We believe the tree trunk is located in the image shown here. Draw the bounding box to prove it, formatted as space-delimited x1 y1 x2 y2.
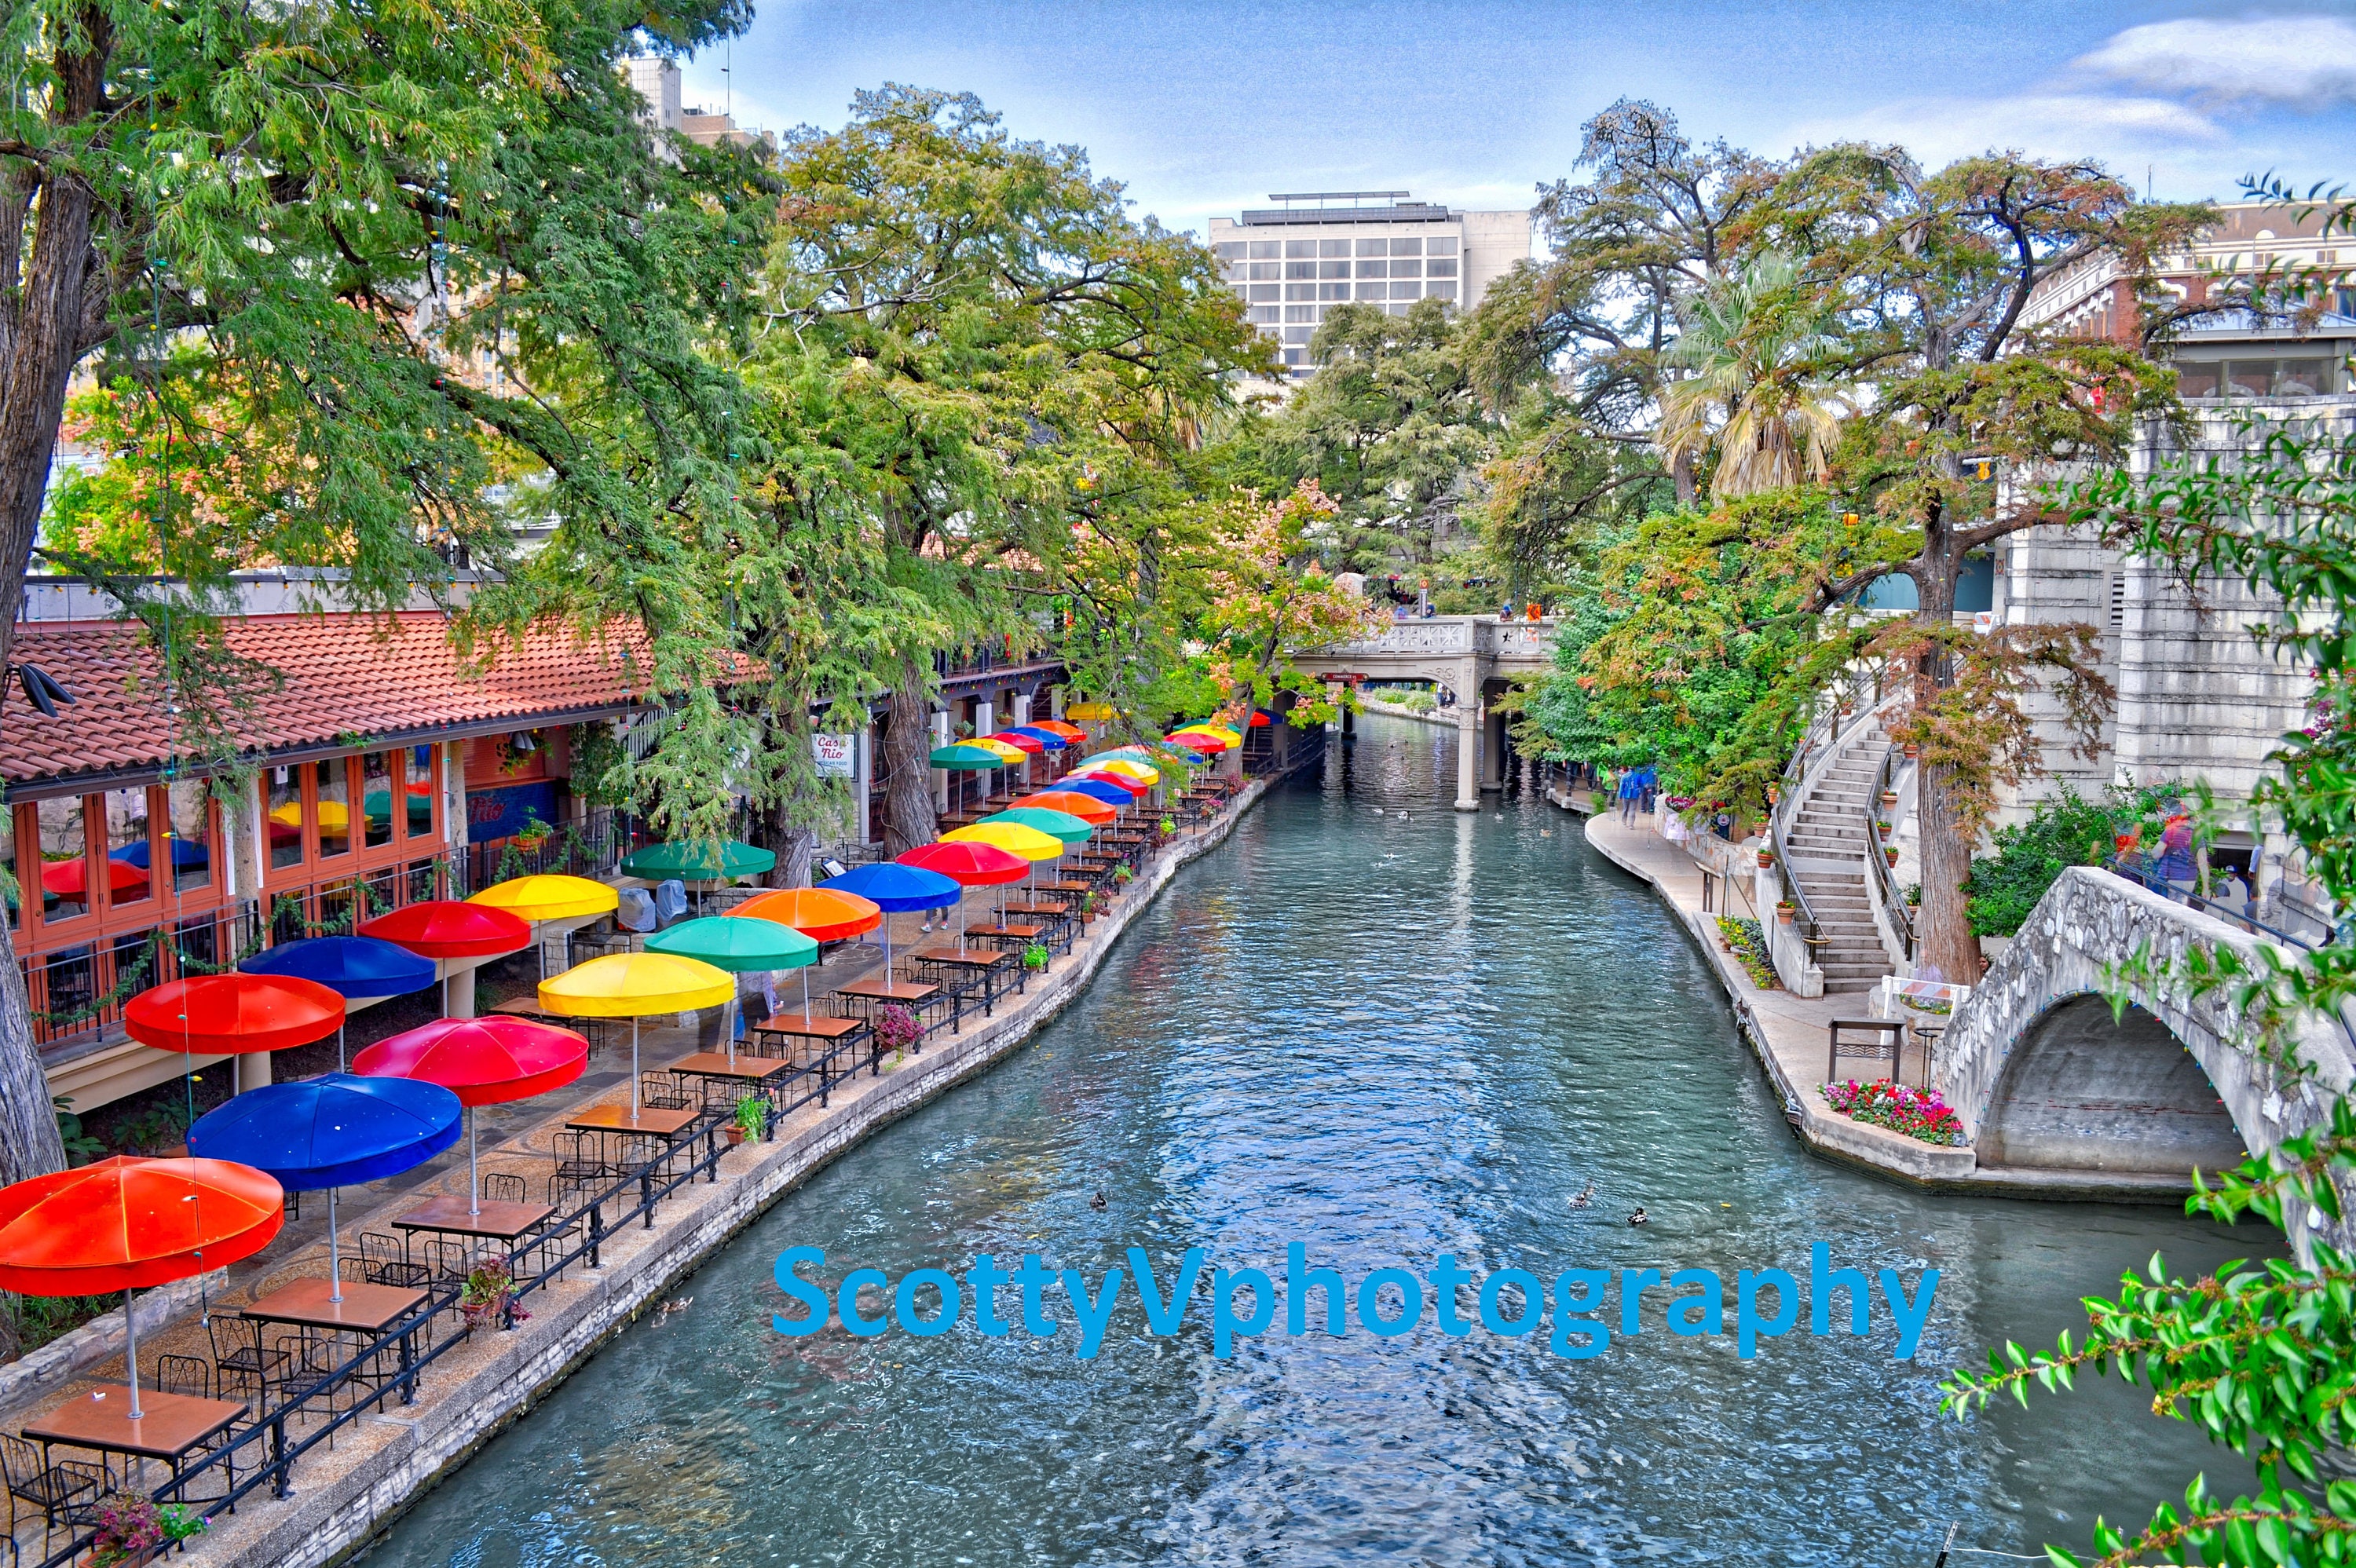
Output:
0 13 115 1187
771 810 818 889
0 919 69 1185
881 655 938 855
1914 758 1985 985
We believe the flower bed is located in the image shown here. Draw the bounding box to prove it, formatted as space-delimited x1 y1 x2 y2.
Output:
1715 918 1777 989
1820 1079 1966 1146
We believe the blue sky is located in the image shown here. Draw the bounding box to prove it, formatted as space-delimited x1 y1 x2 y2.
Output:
679 2 2356 247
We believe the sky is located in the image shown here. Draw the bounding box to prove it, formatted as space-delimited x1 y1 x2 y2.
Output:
675 2 2356 247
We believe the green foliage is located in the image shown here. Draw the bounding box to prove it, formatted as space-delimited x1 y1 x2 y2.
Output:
1964 783 2184 936
1715 917 1776 989
52 1098 104 1165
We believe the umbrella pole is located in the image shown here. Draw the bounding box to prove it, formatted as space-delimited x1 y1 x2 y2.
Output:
726 995 737 1068
631 1018 642 1116
328 1188 343 1303
801 966 810 1021
468 1106 481 1217
124 1288 144 1420
337 1022 346 1074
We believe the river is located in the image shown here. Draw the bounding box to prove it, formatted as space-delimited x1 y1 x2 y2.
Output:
364 714 2265 1567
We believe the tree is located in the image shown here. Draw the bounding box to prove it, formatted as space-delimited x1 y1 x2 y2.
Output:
1654 251 1846 500
1195 481 1383 736
747 86 1268 853
0 0 753 1186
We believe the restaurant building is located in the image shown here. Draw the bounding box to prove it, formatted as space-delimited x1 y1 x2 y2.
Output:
0 601 686 1114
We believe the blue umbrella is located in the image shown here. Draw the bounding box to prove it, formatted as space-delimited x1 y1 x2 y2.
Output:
817 863 962 981
997 725 1071 751
1056 778 1136 809
187 1073 462 1302
241 937 440 1069
109 838 212 870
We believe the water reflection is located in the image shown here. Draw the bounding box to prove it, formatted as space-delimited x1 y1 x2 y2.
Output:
368 715 2270 1568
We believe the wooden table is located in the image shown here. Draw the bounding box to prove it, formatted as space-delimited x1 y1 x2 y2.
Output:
243 1278 426 1336
832 976 941 1021
565 1106 698 1139
24 1385 247 1468
966 921 1044 949
391 1194 557 1243
909 945 1019 1025
671 1051 792 1084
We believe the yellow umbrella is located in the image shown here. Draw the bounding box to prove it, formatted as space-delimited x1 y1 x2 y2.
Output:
1064 700 1117 721
270 801 351 830
540 952 734 1115
1085 758 1160 785
942 822 1063 861
469 875 619 922
1174 723 1243 747
968 736 1029 765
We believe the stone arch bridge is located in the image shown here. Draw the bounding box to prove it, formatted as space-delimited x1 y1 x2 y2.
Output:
1938 866 2354 1229
1293 616 1558 810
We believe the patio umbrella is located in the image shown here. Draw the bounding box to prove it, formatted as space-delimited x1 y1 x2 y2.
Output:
1249 711 1275 729
470 875 620 979
898 840 1030 940
1064 701 1117 721
998 726 1071 751
982 806 1092 846
187 1073 461 1302
620 840 777 881
355 1017 591 1214
1173 723 1243 747
982 729 1044 755
1084 758 1161 785
645 916 818 1062
239 936 438 1069
1049 778 1137 810
1066 769 1149 796
731 887 883 943
930 743 1004 769
41 857 152 899
124 973 345 1057
539 953 734 1115
469 875 618 922
1017 791 1118 826
108 836 211 871
1165 732 1227 753
358 901 532 959
817 863 963 980
0 1157 284 1420
1030 719 1088 741
968 737 1029 766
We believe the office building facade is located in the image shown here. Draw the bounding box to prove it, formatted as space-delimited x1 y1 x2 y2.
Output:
1209 192 1531 369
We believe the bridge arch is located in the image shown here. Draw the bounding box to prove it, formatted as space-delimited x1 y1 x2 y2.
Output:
1941 868 2356 1179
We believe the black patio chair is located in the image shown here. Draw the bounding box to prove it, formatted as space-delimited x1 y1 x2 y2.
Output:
207 1313 291 1406
0 1433 103 1552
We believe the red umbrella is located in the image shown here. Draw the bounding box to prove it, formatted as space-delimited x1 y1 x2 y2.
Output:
358 900 532 959
354 1017 590 1214
1165 732 1225 752
0 1156 284 1420
984 729 1044 754
1069 769 1149 795
898 840 1033 940
1248 711 1273 728
41 858 150 898
124 974 344 1055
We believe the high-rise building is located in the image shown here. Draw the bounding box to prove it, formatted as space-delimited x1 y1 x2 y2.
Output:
1208 192 1532 370
618 55 762 148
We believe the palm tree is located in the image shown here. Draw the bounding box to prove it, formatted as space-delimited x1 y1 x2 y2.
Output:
1655 254 1846 501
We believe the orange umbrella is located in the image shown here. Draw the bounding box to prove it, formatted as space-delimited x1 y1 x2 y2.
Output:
1019 791 1117 825
732 887 883 942
1030 719 1088 741
0 1156 284 1419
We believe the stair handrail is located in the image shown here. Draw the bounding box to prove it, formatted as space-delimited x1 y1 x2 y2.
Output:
1769 660 1890 948
1865 740 1918 965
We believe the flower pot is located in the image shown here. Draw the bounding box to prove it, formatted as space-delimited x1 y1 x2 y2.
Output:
1879 790 1898 808
1903 744 1919 760
1755 850 1774 868
725 1126 747 1146
1776 905 1795 924
1884 848 1900 866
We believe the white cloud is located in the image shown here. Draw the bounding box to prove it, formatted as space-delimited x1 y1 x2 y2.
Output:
1784 92 2224 171
2074 15 2356 108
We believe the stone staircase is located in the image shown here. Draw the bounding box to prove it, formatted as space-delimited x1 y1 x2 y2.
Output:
1783 723 1897 996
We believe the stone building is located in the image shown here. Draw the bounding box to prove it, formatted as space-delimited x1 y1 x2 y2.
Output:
1990 202 2355 920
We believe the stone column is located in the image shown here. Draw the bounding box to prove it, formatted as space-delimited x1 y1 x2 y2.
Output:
442 961 476 1020
236 1051 273 1094
1454 704 1480 811
854 719 873 846
1482 704 1506 792
931 711 952 813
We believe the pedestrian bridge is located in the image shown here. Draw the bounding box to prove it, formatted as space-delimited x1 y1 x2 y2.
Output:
1294 616 1560 810
1937 867 2354 1226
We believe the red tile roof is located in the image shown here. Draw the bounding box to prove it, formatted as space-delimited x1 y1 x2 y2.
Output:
1 612 738 793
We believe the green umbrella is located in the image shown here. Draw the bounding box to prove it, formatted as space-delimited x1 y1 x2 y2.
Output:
931 744 1005 769
622 839 778 880
644 916 818 1065
982 807 1092 846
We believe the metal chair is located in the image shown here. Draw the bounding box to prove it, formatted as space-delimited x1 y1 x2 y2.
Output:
360 1231 428 1290
482 1172 529 1205
0 1433 103 1552
207 1313 291 1405
550 1130 605 1205
155 1352 212 1399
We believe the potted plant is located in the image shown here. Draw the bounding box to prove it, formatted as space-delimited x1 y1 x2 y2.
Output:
729 1094 764 1146
460 1259 525 1331
90 1494 207 1566
1902 743 1919 760
1755 848 1774 868
1775 901 1795 924
1884 846 1901 867
873 1003 923 1065
1113 864 1132 885
1876 821 1893 840
1022 942 1050 973
1879 789 1899 808
1158 816 1176 835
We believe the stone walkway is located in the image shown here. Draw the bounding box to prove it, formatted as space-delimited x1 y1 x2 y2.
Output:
0 780 1278 1568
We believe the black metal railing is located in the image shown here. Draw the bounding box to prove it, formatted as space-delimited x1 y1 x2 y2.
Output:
1769 661 1891 963
1867 743 1917 964
460 806 646 896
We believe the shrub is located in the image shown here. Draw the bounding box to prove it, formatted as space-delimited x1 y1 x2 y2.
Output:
1964 781 2185 936
1715 917 1777 989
